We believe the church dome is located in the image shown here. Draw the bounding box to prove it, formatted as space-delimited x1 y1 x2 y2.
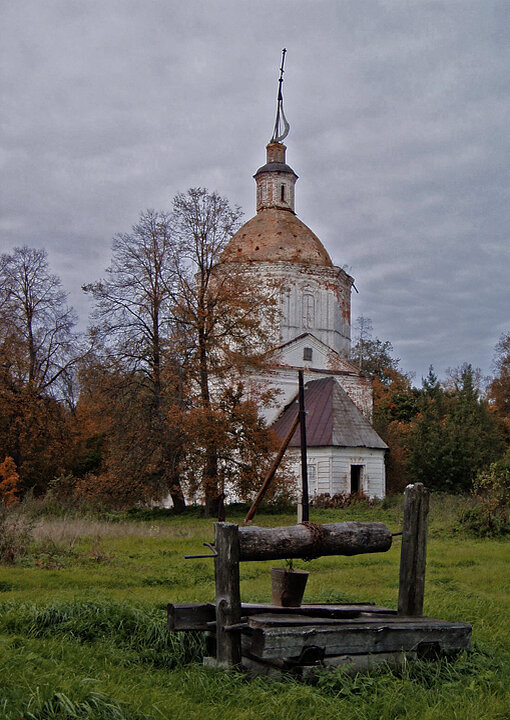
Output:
221 141 333 267
221 207 333 267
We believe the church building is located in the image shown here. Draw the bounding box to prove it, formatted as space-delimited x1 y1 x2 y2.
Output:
220 83 387 500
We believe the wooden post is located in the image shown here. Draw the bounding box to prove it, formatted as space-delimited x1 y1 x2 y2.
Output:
214 522 242 667
398 483 430 617
298 370 309 523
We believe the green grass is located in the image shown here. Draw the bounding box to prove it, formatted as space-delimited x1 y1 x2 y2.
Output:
0 498 509 719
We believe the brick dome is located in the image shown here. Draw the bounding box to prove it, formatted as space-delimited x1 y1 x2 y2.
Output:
221 207 333 267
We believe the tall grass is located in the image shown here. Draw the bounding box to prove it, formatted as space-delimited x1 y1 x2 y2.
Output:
0 599 204 669
0 497 508 719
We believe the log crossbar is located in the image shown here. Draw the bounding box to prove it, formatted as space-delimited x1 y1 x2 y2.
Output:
238 521 392 561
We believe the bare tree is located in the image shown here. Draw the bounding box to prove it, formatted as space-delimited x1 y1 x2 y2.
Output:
0 246 79 400
84 193 281 515
0 246 79 493
83 210 176 401
83 209 187 510
170 188 280 515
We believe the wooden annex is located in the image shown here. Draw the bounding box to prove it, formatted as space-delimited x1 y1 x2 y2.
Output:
168 484 472 678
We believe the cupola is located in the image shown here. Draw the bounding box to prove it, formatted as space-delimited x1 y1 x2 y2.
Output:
254 142 298 213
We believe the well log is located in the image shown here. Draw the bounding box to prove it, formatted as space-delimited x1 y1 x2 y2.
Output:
238 521 392 562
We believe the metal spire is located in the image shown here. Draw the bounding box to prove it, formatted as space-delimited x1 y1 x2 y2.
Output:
270 48 290 143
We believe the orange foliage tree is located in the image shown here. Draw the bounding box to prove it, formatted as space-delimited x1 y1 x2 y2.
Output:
170 188 281 515
488 332 510 438
83 210 189 510
82 192 282 514
0 456 19 506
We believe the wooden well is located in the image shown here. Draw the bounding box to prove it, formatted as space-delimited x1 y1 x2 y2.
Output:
168 484 472 677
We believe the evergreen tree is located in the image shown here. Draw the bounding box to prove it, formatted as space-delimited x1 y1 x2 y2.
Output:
408 364 505 492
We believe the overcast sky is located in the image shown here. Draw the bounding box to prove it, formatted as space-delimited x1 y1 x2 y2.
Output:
1 0 509 383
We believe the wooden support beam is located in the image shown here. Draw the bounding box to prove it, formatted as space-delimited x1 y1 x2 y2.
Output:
167 603 215 631
245 616 471 660
238 521 392 562
214 522 242 667
244 413 300 524
398 483 430 617
167 602 398 632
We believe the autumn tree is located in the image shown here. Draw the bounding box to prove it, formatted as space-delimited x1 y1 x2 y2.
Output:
350 316 415 491
350 316 402 384
181 383 282 504
0 247 78 493
0 456 19 506
82 210 187 510
488 332 510 435
83 191 281 514
170 188 281 515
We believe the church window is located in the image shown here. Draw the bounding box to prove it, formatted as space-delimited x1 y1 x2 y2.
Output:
302 293 315 328
303 347 313 361
281 184 285 201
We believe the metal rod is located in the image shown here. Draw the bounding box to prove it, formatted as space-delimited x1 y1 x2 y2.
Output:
185 542 218 559
298 370 309 522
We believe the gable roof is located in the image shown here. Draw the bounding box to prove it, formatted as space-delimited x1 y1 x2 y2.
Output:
269 332 364 376
271 377 388 450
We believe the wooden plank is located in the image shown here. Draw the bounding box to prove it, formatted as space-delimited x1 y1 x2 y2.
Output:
398 483 430 617
214 522 242 668
241 603 397 619
167 602 396 630
167 603 215 631
247 614 459 628
322 651 416 670
238 522 392 561
246 621 472 660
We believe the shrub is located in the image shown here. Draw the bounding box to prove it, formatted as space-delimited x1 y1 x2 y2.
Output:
310 491 375 509
0 506 33 564
458 455 510 537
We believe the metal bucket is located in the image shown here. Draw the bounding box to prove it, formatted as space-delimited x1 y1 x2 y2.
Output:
271 568 309 607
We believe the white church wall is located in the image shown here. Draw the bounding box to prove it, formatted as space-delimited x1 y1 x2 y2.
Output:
252 368 373 426
330 447 386 499
286 446 386 500
250 262 352 356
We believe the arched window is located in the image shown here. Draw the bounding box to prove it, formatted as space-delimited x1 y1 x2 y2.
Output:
280 184 285 201
302 293 315 329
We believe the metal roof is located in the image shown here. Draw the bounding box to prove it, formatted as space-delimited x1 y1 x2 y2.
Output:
253 161 298 177
271 377 388 450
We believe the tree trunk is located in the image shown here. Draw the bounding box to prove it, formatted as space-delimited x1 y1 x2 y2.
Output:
197 314 219 517
169 486 186 513
204 445 219 517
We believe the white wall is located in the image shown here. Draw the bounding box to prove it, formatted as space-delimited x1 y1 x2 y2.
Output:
248 262 352 356
286 446 386 499
252 366 373 426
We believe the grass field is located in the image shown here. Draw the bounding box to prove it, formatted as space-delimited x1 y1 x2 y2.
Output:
0 497 509 719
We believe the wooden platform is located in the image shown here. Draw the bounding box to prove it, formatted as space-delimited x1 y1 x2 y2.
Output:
168 602 472 677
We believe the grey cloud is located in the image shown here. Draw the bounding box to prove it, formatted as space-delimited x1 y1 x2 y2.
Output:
1 0 508 383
